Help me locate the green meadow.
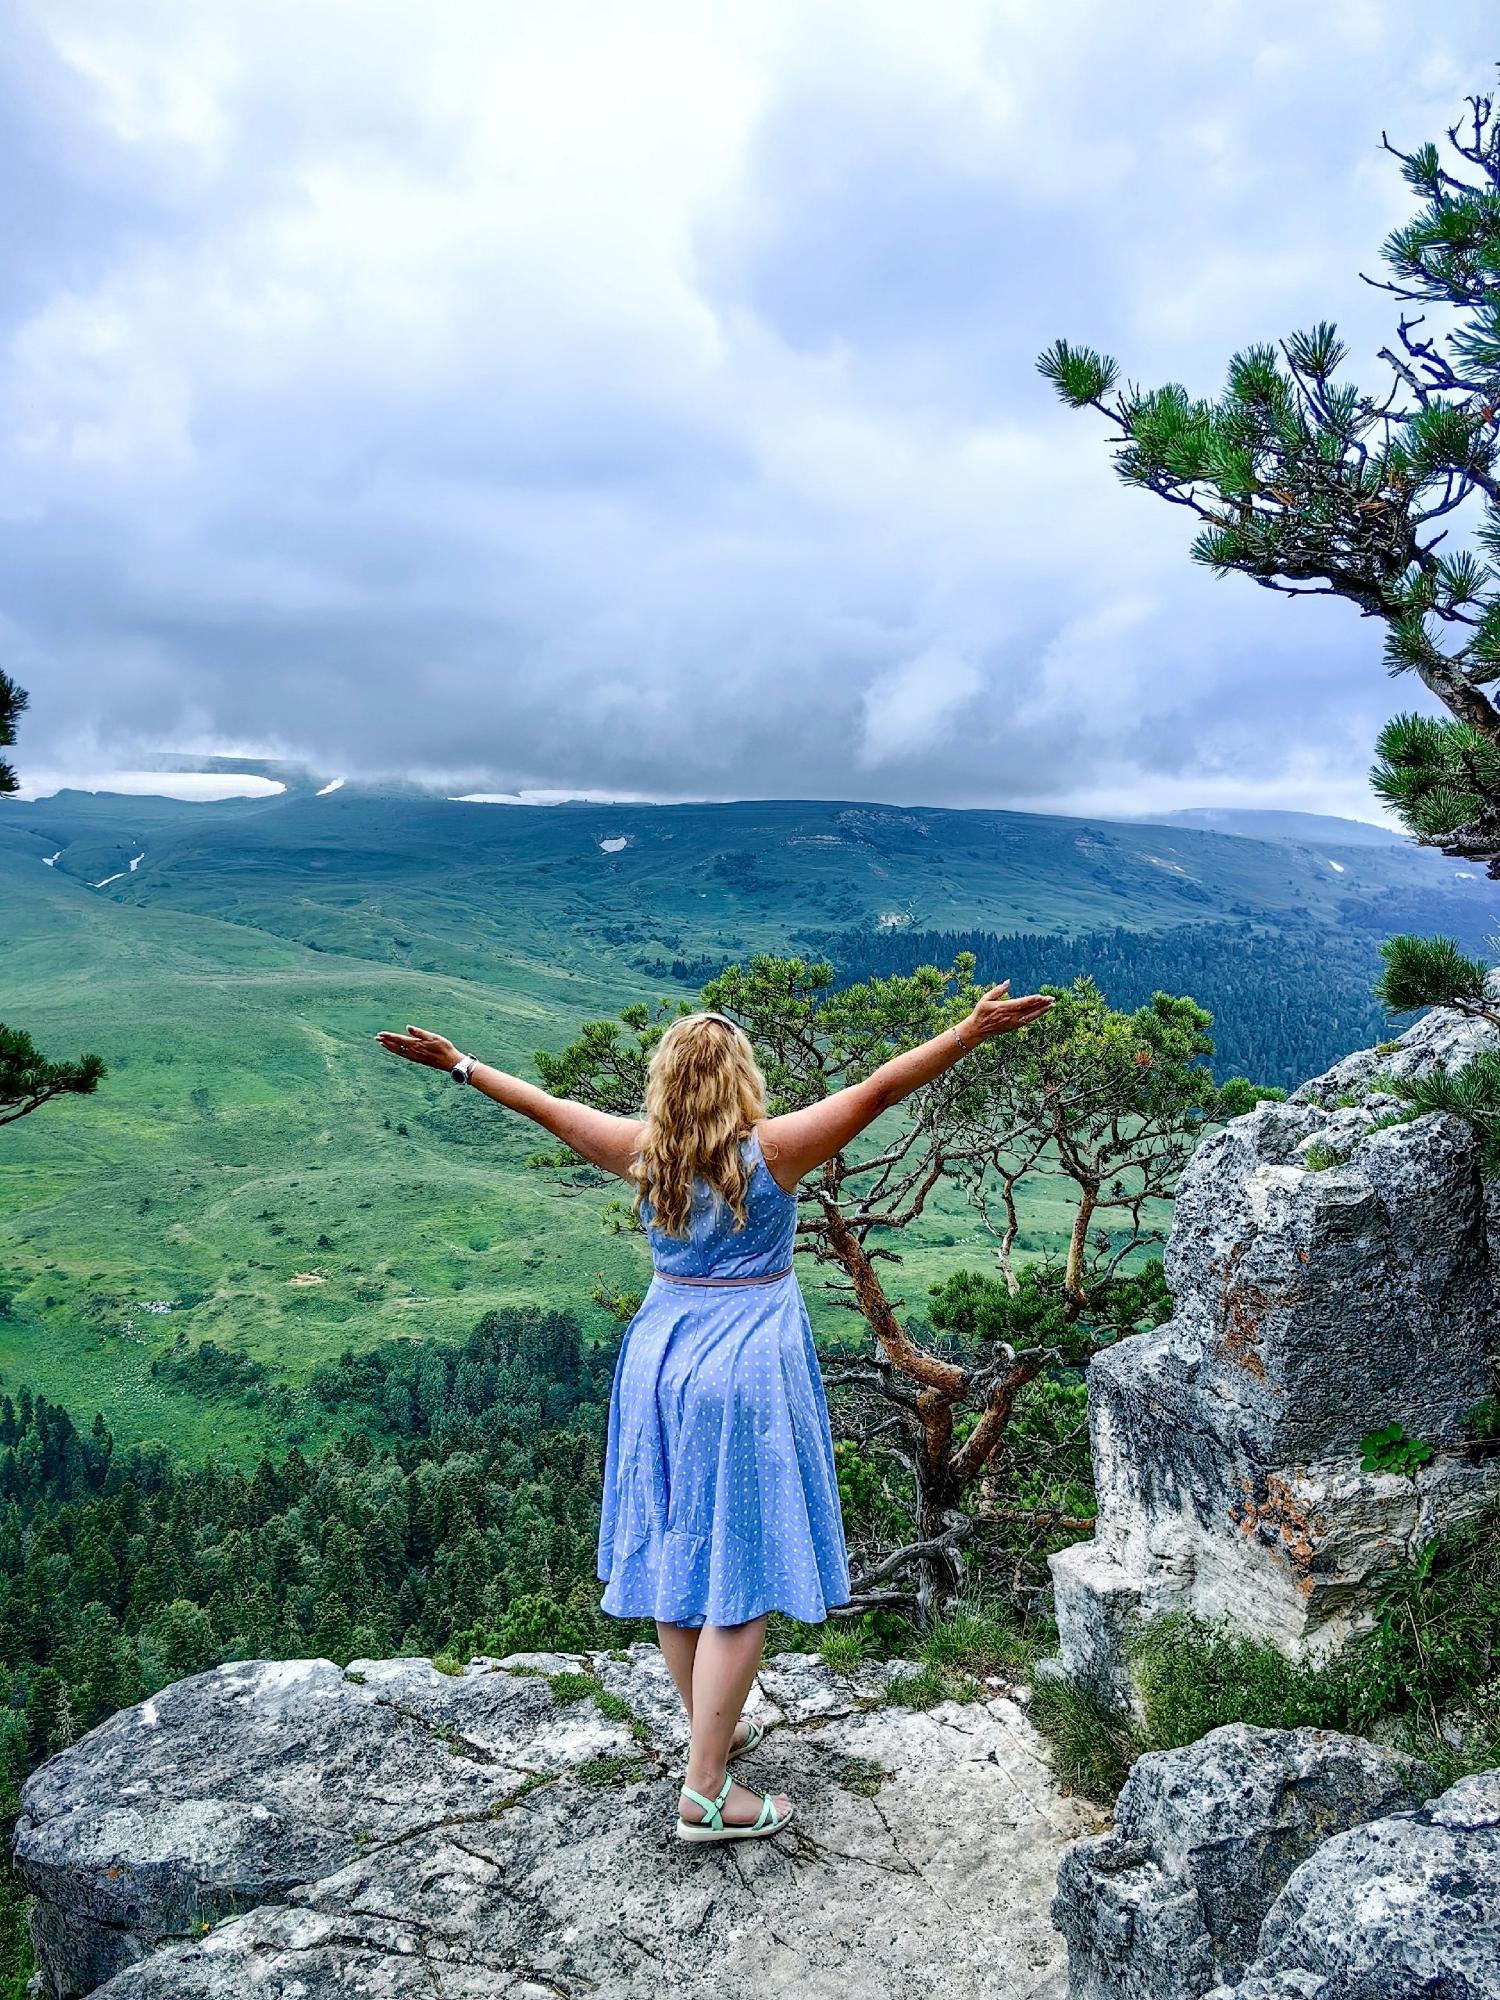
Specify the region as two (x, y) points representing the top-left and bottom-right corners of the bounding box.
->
(0, 782), (1488, 1459)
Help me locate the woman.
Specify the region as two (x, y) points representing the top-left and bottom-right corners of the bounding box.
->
(377, 978), (1052, 1844)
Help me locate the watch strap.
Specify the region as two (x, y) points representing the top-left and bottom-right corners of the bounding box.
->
(451, 1054), (477, 1084)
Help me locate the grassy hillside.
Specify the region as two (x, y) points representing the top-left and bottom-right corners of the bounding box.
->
(12, 784), (1473, 962)
(0, 784), (1491, 1458)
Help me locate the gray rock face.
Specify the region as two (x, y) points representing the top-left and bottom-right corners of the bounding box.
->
(1205, 1768), (1500, 2000)
(1051, 1724), (1433, 2000)
(1051, 1004), (1500, 1701)
(15, 1647), (1101, 2000)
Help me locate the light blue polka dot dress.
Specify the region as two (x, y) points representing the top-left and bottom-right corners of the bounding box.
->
(597, 1131), (851, 1628)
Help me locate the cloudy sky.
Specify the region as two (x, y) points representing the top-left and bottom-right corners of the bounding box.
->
(2, 0), (1495, 816)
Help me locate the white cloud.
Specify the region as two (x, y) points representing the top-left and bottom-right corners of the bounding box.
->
(0, 0), (1490, 816)
(858, 650), (984, 766)
(10, 769), (285, 801)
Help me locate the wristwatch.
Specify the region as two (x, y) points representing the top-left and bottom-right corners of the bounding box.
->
(451, 1054), (477, 1085)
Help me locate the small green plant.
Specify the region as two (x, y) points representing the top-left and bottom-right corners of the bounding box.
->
(1301, 1143), (1347, 1173)
(491, 1590), (595, 1656)
(1464, 1397), (1500, 1447)
(1028, 1672), (1136, 1801)
(431, 1652), (466, 1678)
(546, 1670), (594, 1705)
(884, 1663), (949, 1710)
(497, 1771), (554, 1811)
(853, 1606), (919, 1656)
(1366, 1108), (1414, 1135)
(819, 1627), (868, 1674)
(575, 1753), (650, 1787)
(1361, 1423), (1436, 1478)
(1385, 1051), (1500, 1175)
(830, 1753), (890, 1798)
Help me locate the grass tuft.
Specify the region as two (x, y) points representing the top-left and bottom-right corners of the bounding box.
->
(575, 1753), (651, 1788)
(920, 1604), (1034, 1680)
(1028, 1674), (1136, 1800)
(819, 1628), (868, 1674)
(884, 1663), (950, 1710)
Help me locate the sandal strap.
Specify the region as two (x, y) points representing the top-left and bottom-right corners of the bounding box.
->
(754, 1793), (778, 1830)
(680, 1773), (734, 1831)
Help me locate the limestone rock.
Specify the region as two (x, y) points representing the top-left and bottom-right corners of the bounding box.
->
(15, 1647), (1100, 2000)
(1292, 982), (1500, 1106)
(1051, 1723), (1432, 2000)
(1205, 1768), (1500, 2000)
(1050, 1002), (1500, 1700)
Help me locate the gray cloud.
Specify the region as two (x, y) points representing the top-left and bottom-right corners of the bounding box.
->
(2, 0), (1494, 818)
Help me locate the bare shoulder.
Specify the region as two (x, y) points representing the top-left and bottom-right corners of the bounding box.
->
(753, 1118), (801, 1196)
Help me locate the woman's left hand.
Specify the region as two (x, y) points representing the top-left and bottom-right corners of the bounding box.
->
(376, 1024), (462, 1071)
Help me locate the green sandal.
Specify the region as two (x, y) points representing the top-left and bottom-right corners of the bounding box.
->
(676, 1773), (792, 1845)
(731, 1718), (767, 1760)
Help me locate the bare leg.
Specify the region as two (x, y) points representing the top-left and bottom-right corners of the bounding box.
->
(680, 1615), (789, 1827)
(656, 1618), (752, 1752)
(655, 1619), (699, 1720)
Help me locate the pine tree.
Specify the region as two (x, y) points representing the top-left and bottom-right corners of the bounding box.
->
(0, 672), (106, 1128)
(0, 672), (24, 797)
(1040, 80), (1500, 873)
(24, 1669), (63, 1765)
(1376, 934), (1498, 1019)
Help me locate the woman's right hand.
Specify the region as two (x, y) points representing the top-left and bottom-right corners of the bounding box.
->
(376, 1024), (462, 1071)
(963, 981), (1054, 1043)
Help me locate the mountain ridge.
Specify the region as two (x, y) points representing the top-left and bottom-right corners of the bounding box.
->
(0, 784), (1493, 1456)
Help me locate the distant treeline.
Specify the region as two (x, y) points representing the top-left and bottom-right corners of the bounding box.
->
(0, 1304), (624, 1982)
(639, 919), (1465, 1091)
(812, 924), (1399, 1088)
(0, 1310), (617, 1720)
(306, 1307), (616, 1434)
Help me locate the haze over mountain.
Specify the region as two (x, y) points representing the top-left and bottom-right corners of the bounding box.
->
(1138, 808), (1408, 851)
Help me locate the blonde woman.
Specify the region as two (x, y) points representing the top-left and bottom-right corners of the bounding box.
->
(377, 980), (1052, 1843)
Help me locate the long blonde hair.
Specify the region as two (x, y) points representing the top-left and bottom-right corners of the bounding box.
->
(632, 1013), (767, 1239)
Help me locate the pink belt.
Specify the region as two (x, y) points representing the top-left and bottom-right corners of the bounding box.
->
(651, 1266), (793, 1288)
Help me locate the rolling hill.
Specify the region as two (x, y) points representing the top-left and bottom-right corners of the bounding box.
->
(0, 782), (1490, 1458)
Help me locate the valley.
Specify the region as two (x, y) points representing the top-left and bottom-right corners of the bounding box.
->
(0, 781), (1490, 1459)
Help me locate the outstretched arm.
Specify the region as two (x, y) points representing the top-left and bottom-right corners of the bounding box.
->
(758, 982), (1052, 1191)
(375, 1026), (643, 1178)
